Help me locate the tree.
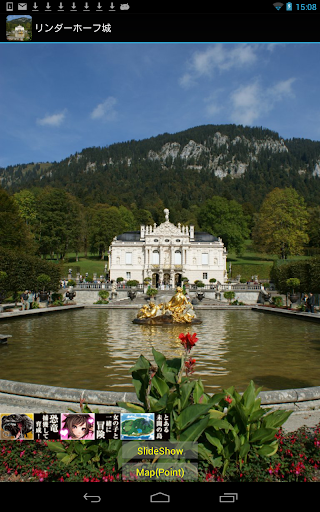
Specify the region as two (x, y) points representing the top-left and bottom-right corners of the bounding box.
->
(118, 205), (136, 231)
(14, 189), (38, 227)
(224, 291), (235, 304)
(252, 187), (310, 259)
(0, 248), (61, 301)
(197, 196), (250, 255)
(36, 187), (82, 259)
(270, 257), (320, 294)
(0, 187), (35, 252)
(130, 204), (154, 227)
(89, 205), (125, 259)
(307, 205), (320, 252)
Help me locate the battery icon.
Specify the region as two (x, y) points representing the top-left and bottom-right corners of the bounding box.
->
(286, 2), (293, 9)
(219, 493), (239, 503)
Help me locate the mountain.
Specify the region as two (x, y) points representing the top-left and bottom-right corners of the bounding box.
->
(11, 17), (31, 23)
(2, 124), (320, 211)
(6, 17), (31, 26)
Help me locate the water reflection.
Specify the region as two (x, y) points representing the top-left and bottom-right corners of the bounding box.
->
(0, 309), (320, 393)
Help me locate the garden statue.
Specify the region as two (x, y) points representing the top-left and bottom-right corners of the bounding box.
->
(128, 290), (136, 301)
(110, 281), (117, 300)
(133, 286), (202, 324)
(136, 300), (162, 319)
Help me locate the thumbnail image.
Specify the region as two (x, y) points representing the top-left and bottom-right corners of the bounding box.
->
(1, 413), (34, 440)
(120, 413), (154, 440)
(59, 413), (95, 440)
(6, 15), (32, 41)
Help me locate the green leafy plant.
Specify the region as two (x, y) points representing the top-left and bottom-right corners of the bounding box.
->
(126, 280), (139, 287)
(272, 296), (283, 307)
(286, 277), (300, 294)
(52, 293), (63, 301)
(99, 290), (109, 300)
(224, 291), (235, 304)
(94, 289), (109, 304)
(37, 273), (51, 292)
(46, 333), (291, 480)
(201, 381), (292, 476)
(51, 300), (64, 307)
(116, 333), (292, 474)
(47, 437), (121, 467)
(146, 287), (158, 297)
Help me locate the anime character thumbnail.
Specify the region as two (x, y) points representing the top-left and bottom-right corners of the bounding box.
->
(60, 413), (95, 440)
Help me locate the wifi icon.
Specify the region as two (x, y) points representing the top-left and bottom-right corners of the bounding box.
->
(273, 2), (284, 9)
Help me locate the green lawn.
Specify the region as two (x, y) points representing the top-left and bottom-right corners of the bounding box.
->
(56, 253), (107, 279)
(51, 243), (312, 282)
(227, 240), (311, 281)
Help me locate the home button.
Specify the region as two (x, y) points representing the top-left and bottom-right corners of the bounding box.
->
(150, 492), (170, 503)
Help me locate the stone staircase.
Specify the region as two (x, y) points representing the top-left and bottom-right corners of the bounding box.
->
(108, 290), (224, 308)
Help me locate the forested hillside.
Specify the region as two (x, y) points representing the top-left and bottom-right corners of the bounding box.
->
(1, 124), (320, 221)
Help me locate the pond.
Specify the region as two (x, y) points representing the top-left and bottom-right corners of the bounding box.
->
(1, 309), (320, 394)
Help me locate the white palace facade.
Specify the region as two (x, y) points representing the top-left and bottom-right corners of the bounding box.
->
(108, 209), (227, 287)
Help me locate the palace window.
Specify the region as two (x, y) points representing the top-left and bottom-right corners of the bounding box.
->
(125, 252), (132, 264)
(152, 250), (160, 264)
(203, 273), (208, 280)
(202, 253), (209, 265)
(174, 250), (182, 264)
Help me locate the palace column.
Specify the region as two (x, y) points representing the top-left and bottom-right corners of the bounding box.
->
(170, 243), (174, 287)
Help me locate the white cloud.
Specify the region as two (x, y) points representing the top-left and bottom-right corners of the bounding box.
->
(90, 96), (117, 121)
(36, 109), (67, 127)
(272, 77), (296, 97)
(229, 78), (296, 125)
(180, 44), (258, 88)
(230, 82), (262, 125)
(204, 91), (224, 117)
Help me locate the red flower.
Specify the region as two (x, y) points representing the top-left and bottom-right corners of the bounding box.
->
(179, 332), (198, 352)
(185, 357), (196, 375)
(225, 395), (233, 404)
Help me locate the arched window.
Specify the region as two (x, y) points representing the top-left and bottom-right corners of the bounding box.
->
(152, 250), (159, 264)
(174, 250), (181, 264)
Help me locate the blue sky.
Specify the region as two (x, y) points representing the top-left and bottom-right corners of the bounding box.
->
(6, 15), (32, 21)
(1, 43), (320, 168)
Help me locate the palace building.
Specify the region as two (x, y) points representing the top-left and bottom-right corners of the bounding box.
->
(14, 25), (25, 34)
(108, 209), (227, 288)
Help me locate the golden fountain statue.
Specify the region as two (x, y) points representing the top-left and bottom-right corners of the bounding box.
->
(133, 287), (202, 324)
